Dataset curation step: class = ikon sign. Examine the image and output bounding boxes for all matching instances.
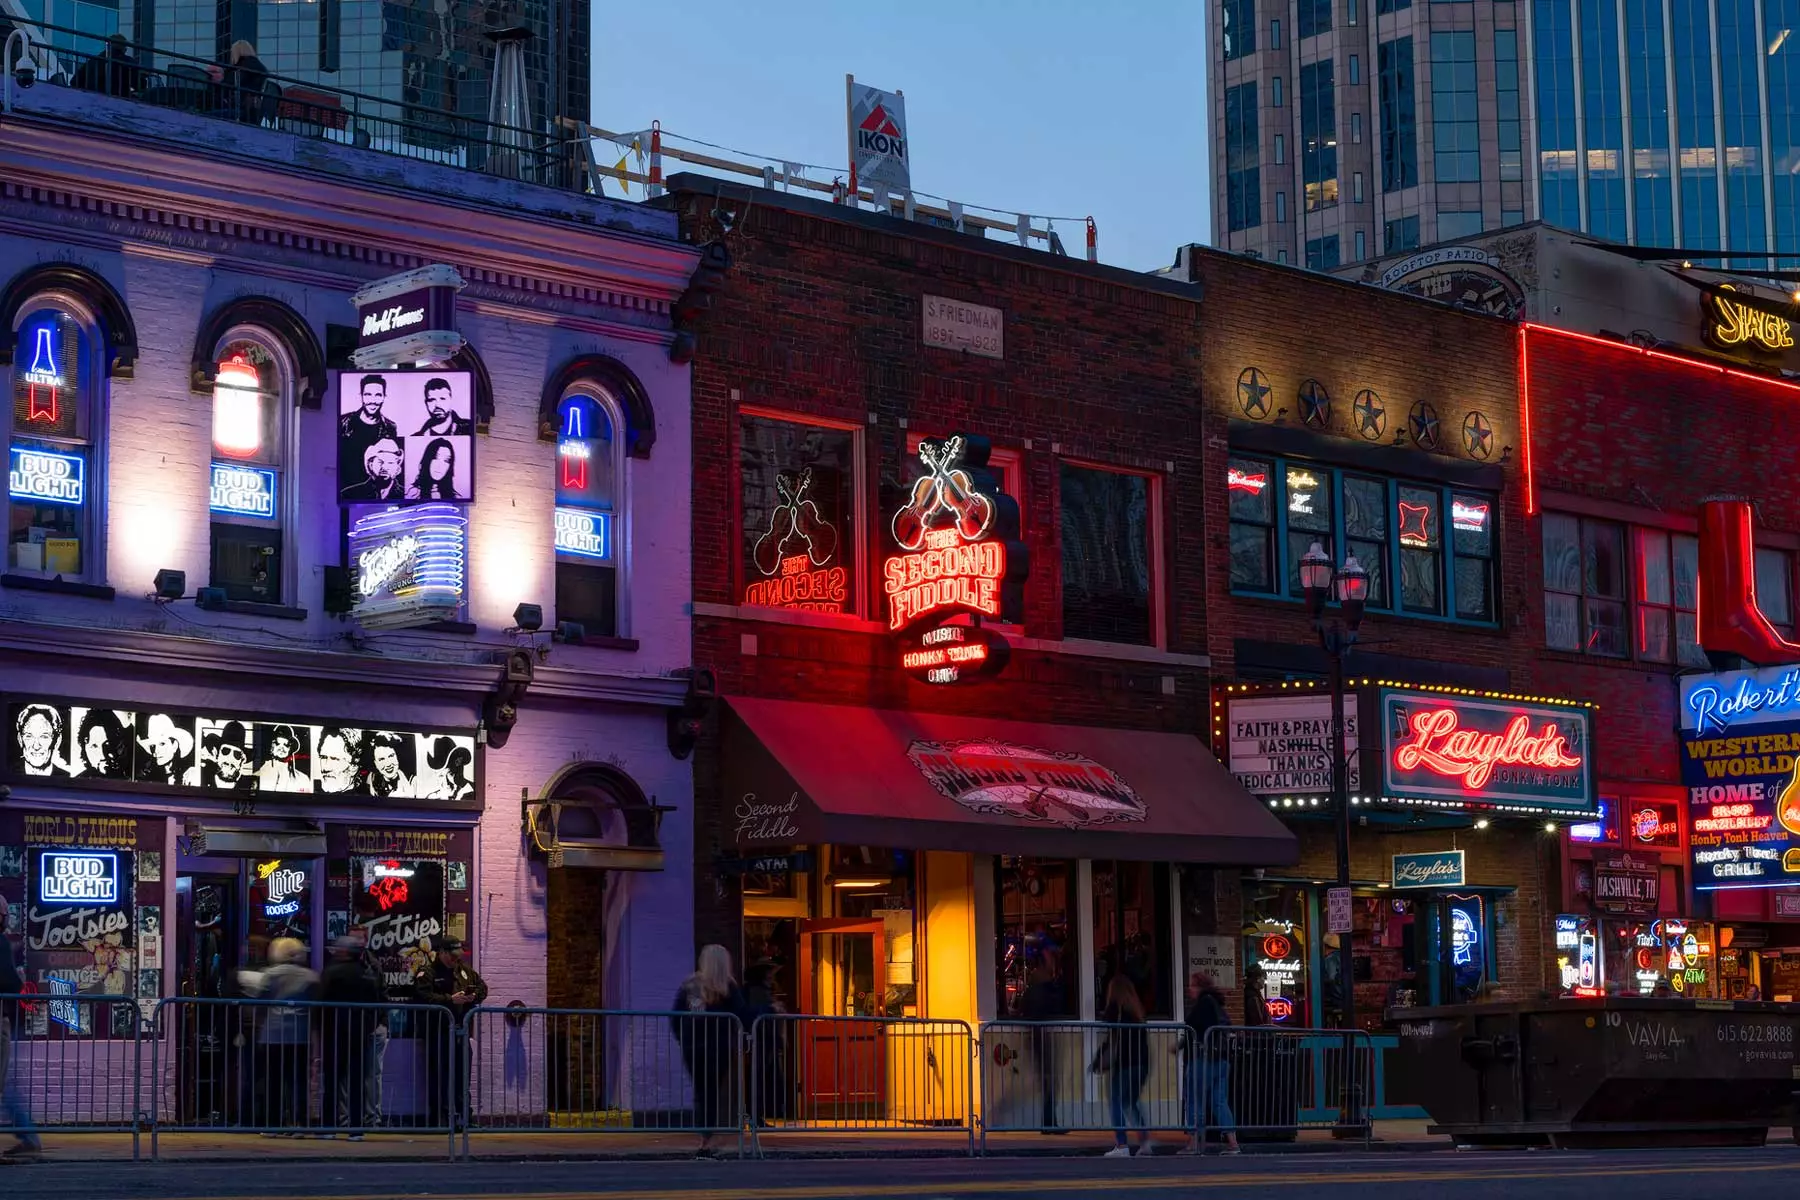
[883,434,1026,634]
[1379,688,1594,813]
[900,623,1010,686]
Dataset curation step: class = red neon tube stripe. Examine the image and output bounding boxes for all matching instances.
[1518,325,1535,516]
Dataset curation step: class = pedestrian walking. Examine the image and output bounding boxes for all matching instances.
[672,944,748,1157]
[241,937,317,1131]
[0,907,41,1162]
[742,960,787,1124]
[360,939,389,1128]
[318,936,382,1138]
[413,937,487,1130]
[1021,955,1069,1133]
[1179,971,1240,1155]
[1094,973,1151,1157]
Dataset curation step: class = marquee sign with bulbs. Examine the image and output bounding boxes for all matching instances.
[884,434,1027,684]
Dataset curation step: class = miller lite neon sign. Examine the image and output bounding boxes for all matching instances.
[883,434,1026,634]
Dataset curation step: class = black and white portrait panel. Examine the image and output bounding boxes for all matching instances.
[414,734,475,805]
[11,701,73,777]
[193,718,258,792]
[312,724,368,796]
[254,723,313,793]
[68,707,136,781]
[133,712,196,787]
[337,370,474,504]
[364,729,418,799]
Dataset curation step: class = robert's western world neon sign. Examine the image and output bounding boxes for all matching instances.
[884,434,1028,683]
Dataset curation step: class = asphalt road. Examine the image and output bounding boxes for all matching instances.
[8,1148,1800,1200]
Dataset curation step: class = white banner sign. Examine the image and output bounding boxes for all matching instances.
[1185,935,1237,991]
[849,77,910,194]
[1225,694,1360,795]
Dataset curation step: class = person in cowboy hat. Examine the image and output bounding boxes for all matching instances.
[136,713,194,785]
[256,725,311,793]
[191,720,256,791]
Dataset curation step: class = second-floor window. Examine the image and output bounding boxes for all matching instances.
[208,332,290,604]
[1229,455,1497,623]
[553,387,624,638]
[1060,462,1157,645]
[8,300,103,582]
[739,412,859,617]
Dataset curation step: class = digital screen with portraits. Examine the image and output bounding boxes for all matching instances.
[3,698,479,810]
[335,370,474,506]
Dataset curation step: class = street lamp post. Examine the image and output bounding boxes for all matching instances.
[1300,540,1368,1130]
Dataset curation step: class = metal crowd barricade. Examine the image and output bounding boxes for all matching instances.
[459,1006,745,1155]
[1196,1025,1376,1147]
[748,1014,975,1156]
[0,993,143,1157]
[148,996,457,1159]
[978,1020,1191,1150]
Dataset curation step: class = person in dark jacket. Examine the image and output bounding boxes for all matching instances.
[0,908,41,1161]
[318,936,382,1137]
[1180,971,1241,1155]
[1095,973,1151,1157]
[70,35,144,98]
[741,961,787,1124]
[1243,964,1272,1026]
[1020,955,1069,1132]
[671,944,748,1156]
[413,936,488,1130]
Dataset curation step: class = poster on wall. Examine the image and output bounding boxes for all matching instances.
[26,847,135,1003]
[353,857,446,1001]
[1378,687,1594,813]
[2,698,478,810]
[1224,693,1360,796]
[335,370,474,505]
[1678,667,1800,889]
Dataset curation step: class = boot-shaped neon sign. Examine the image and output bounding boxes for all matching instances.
[1697,496,1800,665]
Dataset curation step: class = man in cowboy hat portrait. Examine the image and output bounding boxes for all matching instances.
[191,719,257,791]
[135,712,195,785]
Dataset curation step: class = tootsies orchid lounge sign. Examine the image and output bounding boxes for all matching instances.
[1376,687,1596,815]
[2,696,480,811]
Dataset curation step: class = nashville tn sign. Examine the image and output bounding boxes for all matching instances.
[883,434,1027,684]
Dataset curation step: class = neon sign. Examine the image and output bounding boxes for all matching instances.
[1287,471,1319,516]
[553,507,613,561]
[558,438,590,490]
[1451,500,1489,533]
[210,464,277,519]
[347,504,466,630]
[22,323,63,423]
[744,553,848,612]
[1682,666,1800,735]
[212,355,264,458]
[747,468,846,612]
[882,434,1024,633]
[1706,286,1795,353]
[900,623,1010,685]
[1397,502,1432,547]
[8,445,84,506]
[1260,934,1293,961]
[257,859,306,918]
[1226,467,1266,494]
[1393,709,1583,789]
[38,850,118,905]
[1450,905,1479,966]
[1264,996,1295,1022]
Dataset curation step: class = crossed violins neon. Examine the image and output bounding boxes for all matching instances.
[882,434,1025,633]
[892,434,993,550]
[751,467,839,575]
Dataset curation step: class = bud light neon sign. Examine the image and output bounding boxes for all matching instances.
[210,464,278,519]
[39,850,119,905]
[9,446,84,506]
[553,507,612,561]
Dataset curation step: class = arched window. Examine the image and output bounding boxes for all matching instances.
[552,385,625,638]
[207,329,294,605]
[7,298,103,580]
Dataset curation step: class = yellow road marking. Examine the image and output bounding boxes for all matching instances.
[147,1157,1800,1200]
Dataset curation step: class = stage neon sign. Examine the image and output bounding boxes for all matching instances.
[1707,286,1794,353]
[882,434,1024,633]
[1393,708,1583,789]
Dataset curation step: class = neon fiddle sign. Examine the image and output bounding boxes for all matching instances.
[882,434,1025,633]
[1392,708,1584,790]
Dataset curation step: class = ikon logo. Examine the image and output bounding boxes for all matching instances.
[857,105,905,160]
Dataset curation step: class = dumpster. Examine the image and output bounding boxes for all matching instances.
[1386,999,1798,1147]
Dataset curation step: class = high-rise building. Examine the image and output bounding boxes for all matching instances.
[1209,0,1800,267]
[1,0,589,136]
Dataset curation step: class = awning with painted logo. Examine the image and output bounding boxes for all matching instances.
[721,697,1298,865]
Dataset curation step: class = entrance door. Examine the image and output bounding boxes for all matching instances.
[796,918,885,1118]
[174,873,241,1123]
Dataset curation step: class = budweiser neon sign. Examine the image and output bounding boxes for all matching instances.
[882,434,1025,634]
[1393,708,1582,790]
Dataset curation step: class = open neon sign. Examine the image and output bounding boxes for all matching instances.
[882,434,1024,633]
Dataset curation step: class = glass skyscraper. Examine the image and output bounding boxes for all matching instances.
[2,0,589,140]
[1210,0,1800,266]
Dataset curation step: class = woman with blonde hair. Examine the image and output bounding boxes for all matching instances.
[672,944,748,1155]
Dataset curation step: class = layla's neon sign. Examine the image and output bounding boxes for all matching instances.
[1707,287,1795,353]
[1393,708,1583,790]
[882,434,1025,633]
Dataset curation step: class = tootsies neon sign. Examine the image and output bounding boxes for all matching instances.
[882,434,1026,634]
[1380,688,1595,812]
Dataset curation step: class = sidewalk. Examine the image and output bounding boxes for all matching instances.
[10,1120,1445,1163]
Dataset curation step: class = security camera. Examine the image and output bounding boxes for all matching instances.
[13,65,35,89]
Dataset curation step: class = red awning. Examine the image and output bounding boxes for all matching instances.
[722,697,1298,865]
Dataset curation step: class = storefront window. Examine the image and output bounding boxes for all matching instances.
[248,857,312,949]
[739,413,857,615]
[1243,883,1310,1025]
[1091,861,1171,1017]
[8,304,99,579]
[995,857,1076,1019]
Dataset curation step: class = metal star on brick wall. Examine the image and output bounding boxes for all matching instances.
[1409,400,1441,450]
[1238,367,1272,419]
[1298,379,1331,427]
[1462,411,1494,459]
[1353,389,1385,440]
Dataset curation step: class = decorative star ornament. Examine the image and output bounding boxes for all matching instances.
[1298,379,1331,427]
[1409,400,1441,449]
[1353,389,1385,440]
[1238,367,1271,419]
[1462,411,1494,459]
